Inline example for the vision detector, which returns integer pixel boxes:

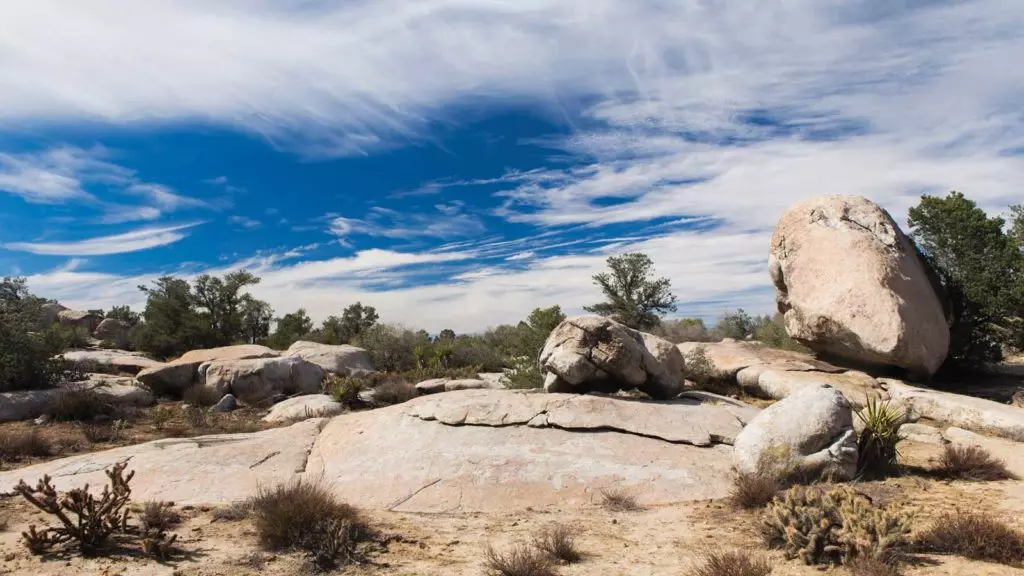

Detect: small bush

[250,479,367,569]
[139,501,181,532]
[916,509,1024,566]
[329,374,368,409]
[47,386,115,422]
[753,314,811,353]
[856,397,904,479]
[183,406,210,429]
[182,385,223,408]
[15,462,134,555]
[211,500,253,522]
[0,429,52,462]
[600,488,641,512]
[847,555,903,576]
[759,486,912,566]
[353,323,429,372]
[934,444,1017,481]
[690,550,772,576]
[373,377,417,406]
[533,523,581,564]
[505,356,544,390]
[484,543,557,576]
[730,470,783,510]
[683,345,716,388]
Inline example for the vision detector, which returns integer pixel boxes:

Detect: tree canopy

[584,253,677,330]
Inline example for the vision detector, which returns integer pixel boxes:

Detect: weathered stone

[736,366,887,409]
[137,345,279,397]
[262,394,342,423]
[898,422,945,445]
[285,341,375,376]
[211,394,237,413]
[770,195,950,376]
[0,419,327,504]
[61,349,163,375]
[57,309,104,332]
[883,379,1024,442]
[540,315,686,399]
[40,302,67,326]
[0,389,60,422]
[414,378,500,395]
[0,377,153,422]
[677,339,843,380]
[203,356,325,404]
[93,318,130,343]
[733,383,859,481]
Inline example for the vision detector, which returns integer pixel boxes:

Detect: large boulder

[262,394,343,423]
[770,196,950,377]
[414,378,500,395]
[61,349,163,375]
[93,318,130,343]
[40,302,67,326]
[136,344,278,397]
[0,376,154,422]
[202,356,325,404]
[733,382,859,481]
[285,341,375,376]
[883,379,1024,442]
[540,315,686,399]
[56,309,104,332]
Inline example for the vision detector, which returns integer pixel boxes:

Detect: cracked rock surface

[539,315,686,399]
[769,195,949,377]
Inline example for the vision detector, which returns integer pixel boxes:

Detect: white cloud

[127,183,207,211]
[506,251,535,261]
[5,222,203,256]
[0,147,103,203]
[328,205,485,240]
[229,215,262,229]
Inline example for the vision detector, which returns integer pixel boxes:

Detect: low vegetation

[759,486,912,567]
[0,429,52,463]
[689,550,772,576]
[856,397,904,479]
[484,543,557,576]
[249,479,369,570]
[182,385,223,408]
[933,444,1017,481]
[46,386,116,422]
[600,488,641,512]
[730,469,783,510]
[846,555,904,576]
[916,509,1024,566]
[532,524,581,564]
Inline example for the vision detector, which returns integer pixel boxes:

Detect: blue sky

[2,0,1023,333]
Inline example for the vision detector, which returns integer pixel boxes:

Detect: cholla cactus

[759,486,912,565]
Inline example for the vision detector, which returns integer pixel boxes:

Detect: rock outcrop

[285,341,375,376]
[202,356,325,404]
[769,196,950,377]
[56,309,104,332]
[262,394,343,423]
[883,379,1024,442]
[61,349,163,375]
[540,315,686,399]
[136,344,278,397]
[93,318,130,343]
[0,390,750,511]
[40,302,67,326]
[414,378,500,395]
[733,383,859,481]
[0,376,154,422]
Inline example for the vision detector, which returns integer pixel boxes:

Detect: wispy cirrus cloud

[4,222,204,256]
[328,204,485,241]
[229,215,262,229]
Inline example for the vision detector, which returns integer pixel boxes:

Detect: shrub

[139,501,181,532]
[81,421,128,444]
[847,555,903,576]
[532,523,581,564]
[15,462,134,555]
[856,397,904,479]
[484,543,557,576]
[934,444,1017,481]
[372,377,417,406]
[689,550,772,576]
[0,429,52,462]
[505,356,544,390]
[50,324,93,351]
[182,385,223,408]
[683,345,716,388]
[759,486,912,566]
[354,323,430,372]
[600,488,641,512]
[0,278,77,392]
[452,337,506,372]
[916,509,1024,566]
[753,314,811,353]
[730,470,783,510]
[211,500,253,522]
[47,386,115,422]
[329,374,368,409]
[249,479,367,569]
[655,318,718,343]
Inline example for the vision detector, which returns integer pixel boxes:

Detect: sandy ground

[2,438,1023,576]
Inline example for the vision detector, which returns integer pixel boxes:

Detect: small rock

[210,394,237,413]
[33,414,50,425]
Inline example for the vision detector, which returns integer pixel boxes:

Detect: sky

[1,0,1023,333]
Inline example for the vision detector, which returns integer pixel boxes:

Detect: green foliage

[0,277,76,391]
[908,192,1024,367]
[50,324,92,350]
[716,309,757,340]
[683,345,715,388]
[584,253,677,330]
[105,305,140,326]
[856,397,904,479]
[135,276,214,359]
[191,271,262,345]
[353,323,431,372]
[654,317,716,343]
[1010,204,1024,250]
[317,302,379,345]
[759,486,912,566]
[504,356,544,389]
[452,336,506,372]
[436,328,456,342]
[753,313,810,352]
[47,386,116,422]
[267,308,314,350]
[481,305,566,362]
[239,294,273,345]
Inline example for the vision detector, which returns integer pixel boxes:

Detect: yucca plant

[856,396,904,479]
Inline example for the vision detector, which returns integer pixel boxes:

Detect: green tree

[654,317,715,343]
[268,308,314,350]
[318,303,379,345]
[191,271,261,346]
[135,276,212,358]
[908,191,1024,366]
[1010,204,1024,250]
[106,305,141,326]
[715,309,757,340]
[239,295,274,345]
[436,329,456,342]
[0,277,71,391]
[584,253,677,330]
[527,305,566,334]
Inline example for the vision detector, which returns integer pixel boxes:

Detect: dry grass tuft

[182,385,223,408]
[47,387,114,422]
[934,444,1017,481]
[484,543,557,576]
[211,500,253,522]
[600,488,642,512]
[533,523,581,564]
[250,479,367,570]
[0,429,52,462]
[372,377,418,406]
[847,555,903,576]
[689,550,772,576]
[139,501,181,532]
[729,470,782,509]
[916,509,1024,566]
